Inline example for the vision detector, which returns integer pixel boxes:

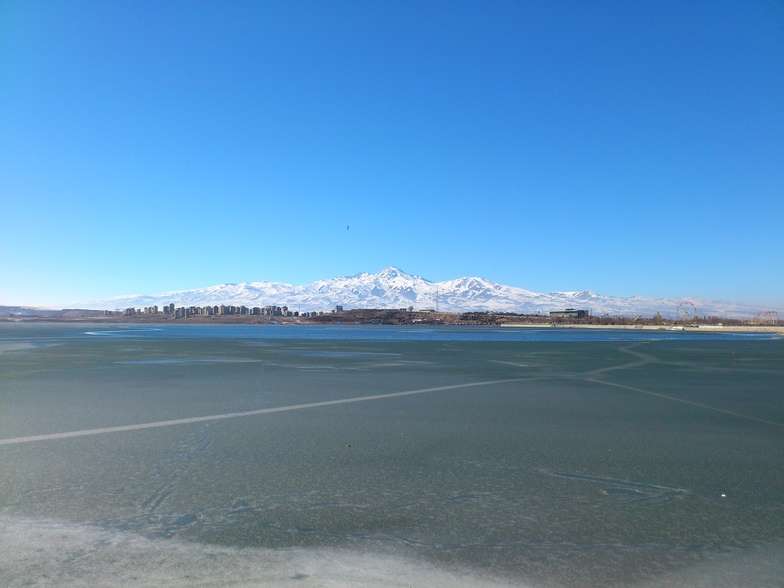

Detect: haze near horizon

[1,1,782,308]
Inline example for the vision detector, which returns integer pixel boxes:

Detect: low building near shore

[550,308,590,319]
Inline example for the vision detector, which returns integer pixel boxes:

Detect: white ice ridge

[0,377,533,446]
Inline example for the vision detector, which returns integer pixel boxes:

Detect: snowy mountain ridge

[79,266,768,319]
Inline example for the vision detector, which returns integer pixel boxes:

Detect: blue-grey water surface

[1,323,782,587]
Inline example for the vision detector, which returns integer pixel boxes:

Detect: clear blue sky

[1,1,782,308]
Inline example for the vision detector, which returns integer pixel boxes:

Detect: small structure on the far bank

[550,308,590,319]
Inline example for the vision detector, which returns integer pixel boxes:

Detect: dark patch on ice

[172,513,198,527]
[140,485,167,510]
[193,436,212,451]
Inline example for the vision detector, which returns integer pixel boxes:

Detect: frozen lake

[1,323,783,587]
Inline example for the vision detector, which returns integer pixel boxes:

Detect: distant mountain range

[72,267,769,319]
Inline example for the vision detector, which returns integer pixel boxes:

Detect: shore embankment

[500,323,784,334]
[2,308,782,334]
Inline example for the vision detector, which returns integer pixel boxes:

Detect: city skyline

[1,1,782,308]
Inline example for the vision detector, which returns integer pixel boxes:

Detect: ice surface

[1,324,782,587]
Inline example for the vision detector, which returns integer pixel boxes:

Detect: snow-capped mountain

[78,267,769,319]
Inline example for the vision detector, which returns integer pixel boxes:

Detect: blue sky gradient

[1,1,782,308]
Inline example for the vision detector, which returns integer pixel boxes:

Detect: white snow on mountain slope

[78,267,772,319]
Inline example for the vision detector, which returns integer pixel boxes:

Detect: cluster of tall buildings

[124,304,326,319]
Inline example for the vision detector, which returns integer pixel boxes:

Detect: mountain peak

[377,266,408,278]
